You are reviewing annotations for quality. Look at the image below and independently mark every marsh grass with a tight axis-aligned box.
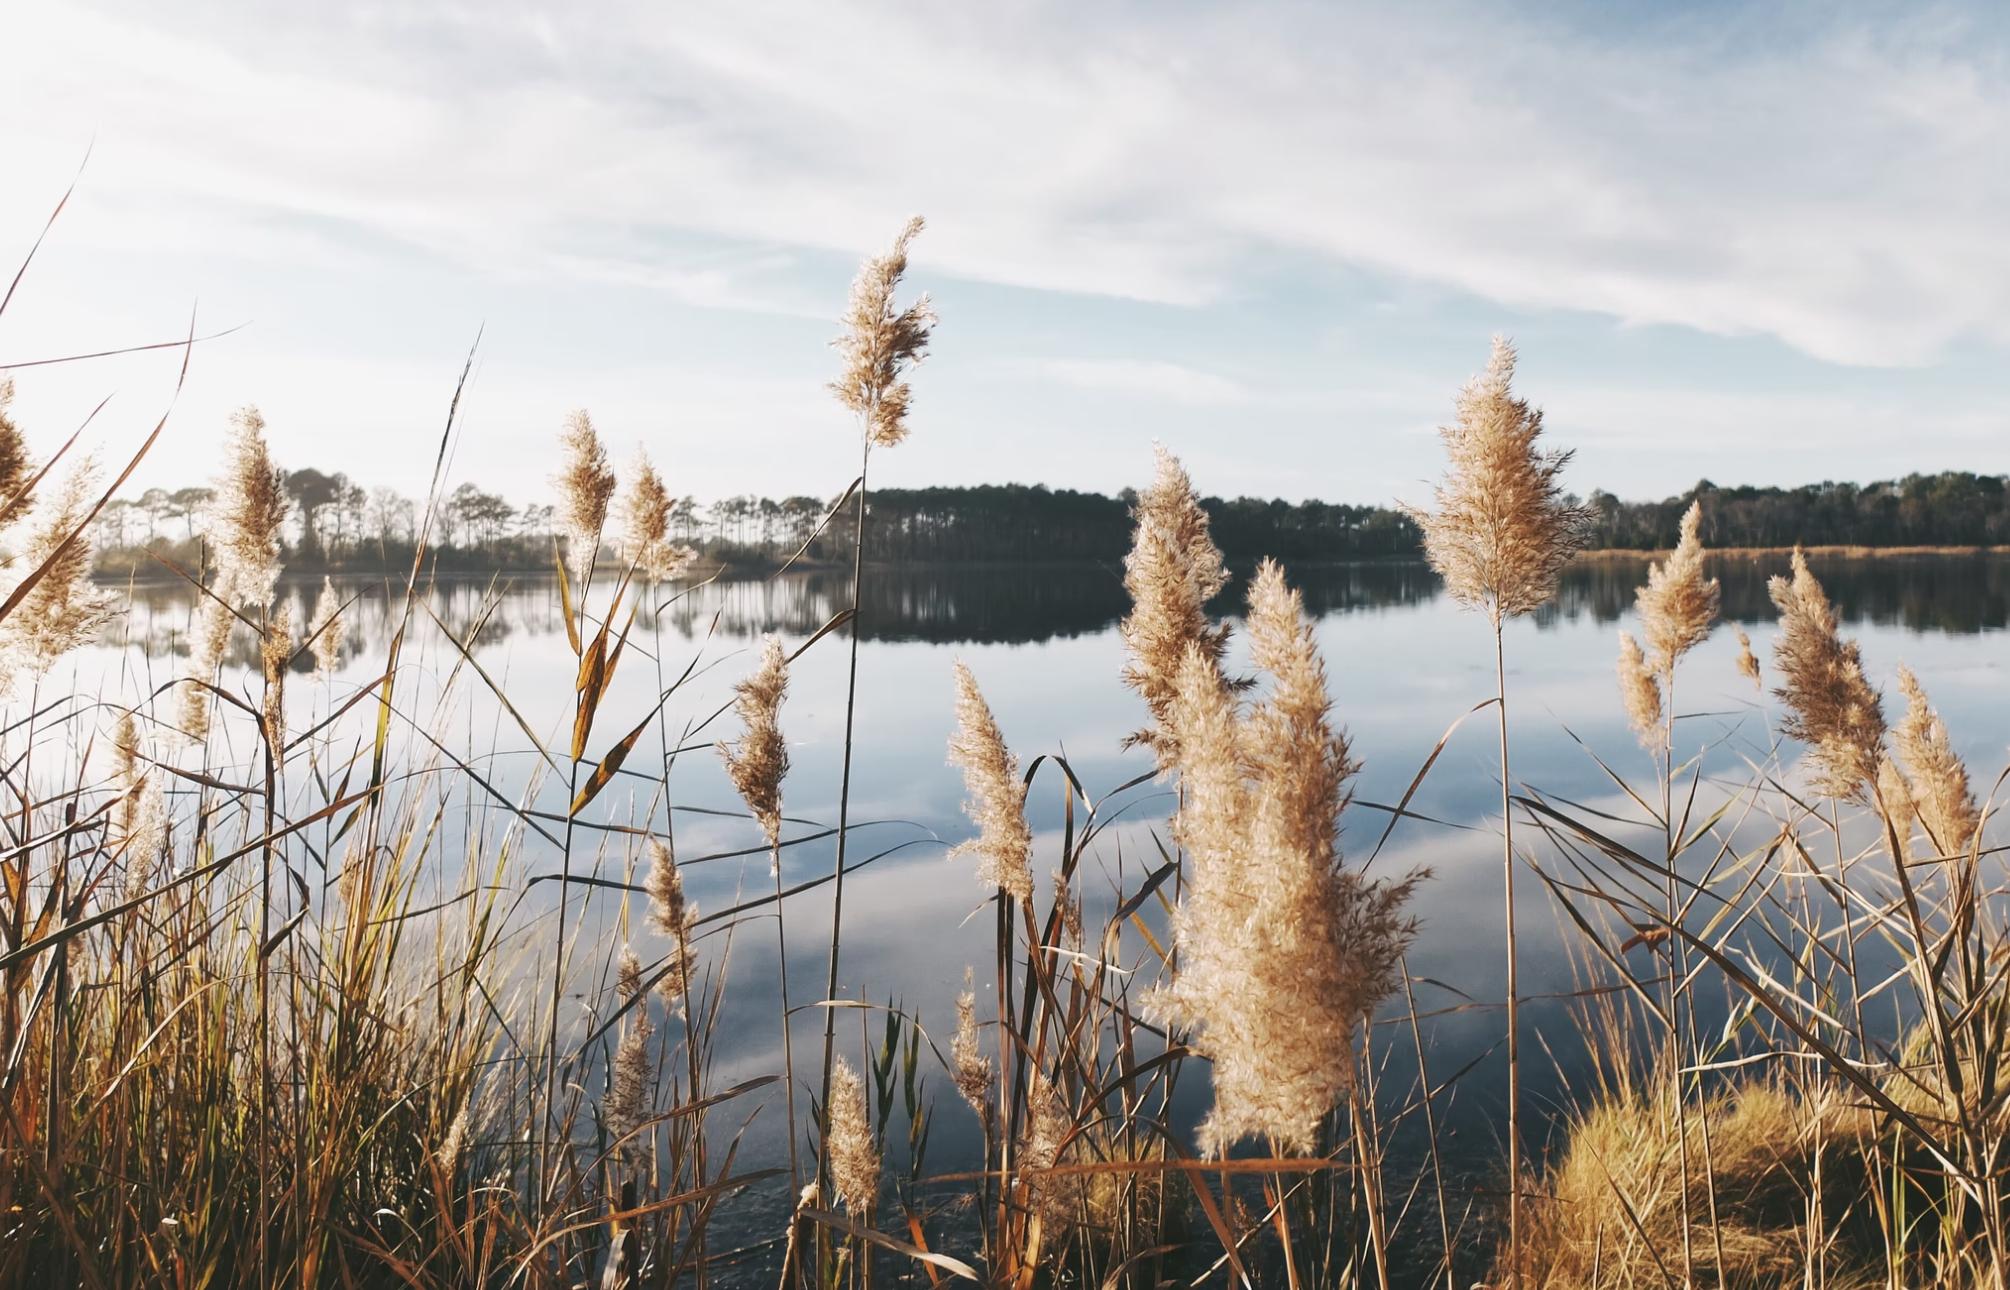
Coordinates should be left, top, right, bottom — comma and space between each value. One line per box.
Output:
0, 210, 2004, 1290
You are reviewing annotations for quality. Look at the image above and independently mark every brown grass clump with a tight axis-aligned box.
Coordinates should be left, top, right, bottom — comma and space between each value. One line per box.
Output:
1408, 336, 1593, 625
947, 660, 1034, 902
1615, 631, 1662, 746
556, 409, 616, 581
1767, 549, 1886, 799
1119, 444, 1230, 762
719, 635, 790, 851
825, 1058, 880, 1215
1891, 665, 1979, 855
1511, 1076, 1882, 1289
1147, 560, 1417, 1154
830, 216, 935, 449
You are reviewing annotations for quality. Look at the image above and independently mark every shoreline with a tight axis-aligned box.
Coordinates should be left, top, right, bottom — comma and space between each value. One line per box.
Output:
90, 544, 2010, 585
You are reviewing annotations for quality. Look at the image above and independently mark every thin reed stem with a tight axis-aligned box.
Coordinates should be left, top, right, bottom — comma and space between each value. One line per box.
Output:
1494, 620, 1522, 1287
818, 436, 871, 1198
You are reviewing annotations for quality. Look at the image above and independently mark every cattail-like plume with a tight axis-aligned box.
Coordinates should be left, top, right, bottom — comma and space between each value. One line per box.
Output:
1017, 1072, 1082, 1231
618, 449, 693, 582
605, 947, 654, 1154
111, 711, 166, 896
1636, 500, 1719, 673
212, 407, 286, 609
556, 410, 616, 582
180, 598, 235, 742
830, 217, 936, 449
1617, 631, 1663, 746
824, 1059, 880, 1215
5, 459, 113, 680
946, 661, 1033, 902
310, 577, 345, 678
1891, 665, 1978, 855
950, 967, 992, 1118
0, 377, 32, 520
260, 606, 292, 751
1119, 445, 1230, 762
1147, 561, 1417, 1154
718, 636, 790, 852
1767, 550, 1886, 799
646, 838, 696, 1007
1734, 628, 1762, 689
1407, 337, 1592, 624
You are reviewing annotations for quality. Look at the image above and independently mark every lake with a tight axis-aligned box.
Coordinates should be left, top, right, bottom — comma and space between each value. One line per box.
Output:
79, 551, 2010, 1277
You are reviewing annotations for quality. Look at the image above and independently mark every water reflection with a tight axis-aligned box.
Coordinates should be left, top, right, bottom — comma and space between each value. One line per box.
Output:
77, 553, 2010, 1285
111, 552, 2000, 656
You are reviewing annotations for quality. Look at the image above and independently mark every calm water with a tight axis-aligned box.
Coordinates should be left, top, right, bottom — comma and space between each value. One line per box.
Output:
79, 552, 2010, 1276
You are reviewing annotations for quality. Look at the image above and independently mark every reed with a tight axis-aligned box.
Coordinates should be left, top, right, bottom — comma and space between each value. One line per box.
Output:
1408, 335, 1592, 1283
4, 199, 2006, 1290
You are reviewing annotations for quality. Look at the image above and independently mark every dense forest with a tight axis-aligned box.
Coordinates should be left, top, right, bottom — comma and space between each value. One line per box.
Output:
89, 469, 2010, 577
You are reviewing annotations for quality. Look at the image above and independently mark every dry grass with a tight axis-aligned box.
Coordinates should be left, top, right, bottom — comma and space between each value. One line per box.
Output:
0, 209, 2004, 1290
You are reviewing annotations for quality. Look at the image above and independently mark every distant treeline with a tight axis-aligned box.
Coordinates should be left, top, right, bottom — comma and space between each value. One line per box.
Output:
90, 470, 2010, 576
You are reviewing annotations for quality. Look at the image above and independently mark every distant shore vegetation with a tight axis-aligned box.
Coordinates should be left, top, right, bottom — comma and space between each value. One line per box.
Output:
88, 468, 2010, 579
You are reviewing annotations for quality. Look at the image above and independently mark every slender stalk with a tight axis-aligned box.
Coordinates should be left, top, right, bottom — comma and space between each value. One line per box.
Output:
1661, 678, 1696, 1285
1494, 620, 1522, 1287
259, 644, 276, 1289
817, 436, 871, 1185
1402, 959, 1456, 1290
771, 835, 801, 1192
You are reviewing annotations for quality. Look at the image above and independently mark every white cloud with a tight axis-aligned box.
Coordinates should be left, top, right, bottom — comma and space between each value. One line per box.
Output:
5, 2, 2008, 368
1033, 358, 1251, 405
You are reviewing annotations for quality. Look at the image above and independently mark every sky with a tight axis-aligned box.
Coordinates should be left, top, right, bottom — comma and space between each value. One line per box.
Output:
2, 0, 2007, 509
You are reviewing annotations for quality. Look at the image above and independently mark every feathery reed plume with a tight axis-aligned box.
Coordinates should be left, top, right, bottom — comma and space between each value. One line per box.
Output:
179, 598, 233, 742
605, 948, 653, 1155
950, 967, 992, 1118
111, 710, 166, 896
618, 449, 692, 583
1119, 444, 1230, 762
212, 407, 286, 609
718, 636, 790, 852
1408, 337, 1593, 624
260, 606, 291, 751
1406, 337, 1584, 1273
111, 710, 142, 821
1735, 628, 1762, 689
830, 216, 935, 449
646, 838, 695, 1008
946, 661, 1033, 902
1148, 562, 1417, 1154
556, 410, 616, 581
1018, 1072, 1082, 1231
1617, 631, 1663, 746
5, 458, 113, 681
1637, 500, 1719, 673
1767, 550, 1886, 799
825, 1059, 879, 1215
0, 377, 31, 516
122, 778, 168, 901
310, 577, 344, 678
1892, 665, 1978, 855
